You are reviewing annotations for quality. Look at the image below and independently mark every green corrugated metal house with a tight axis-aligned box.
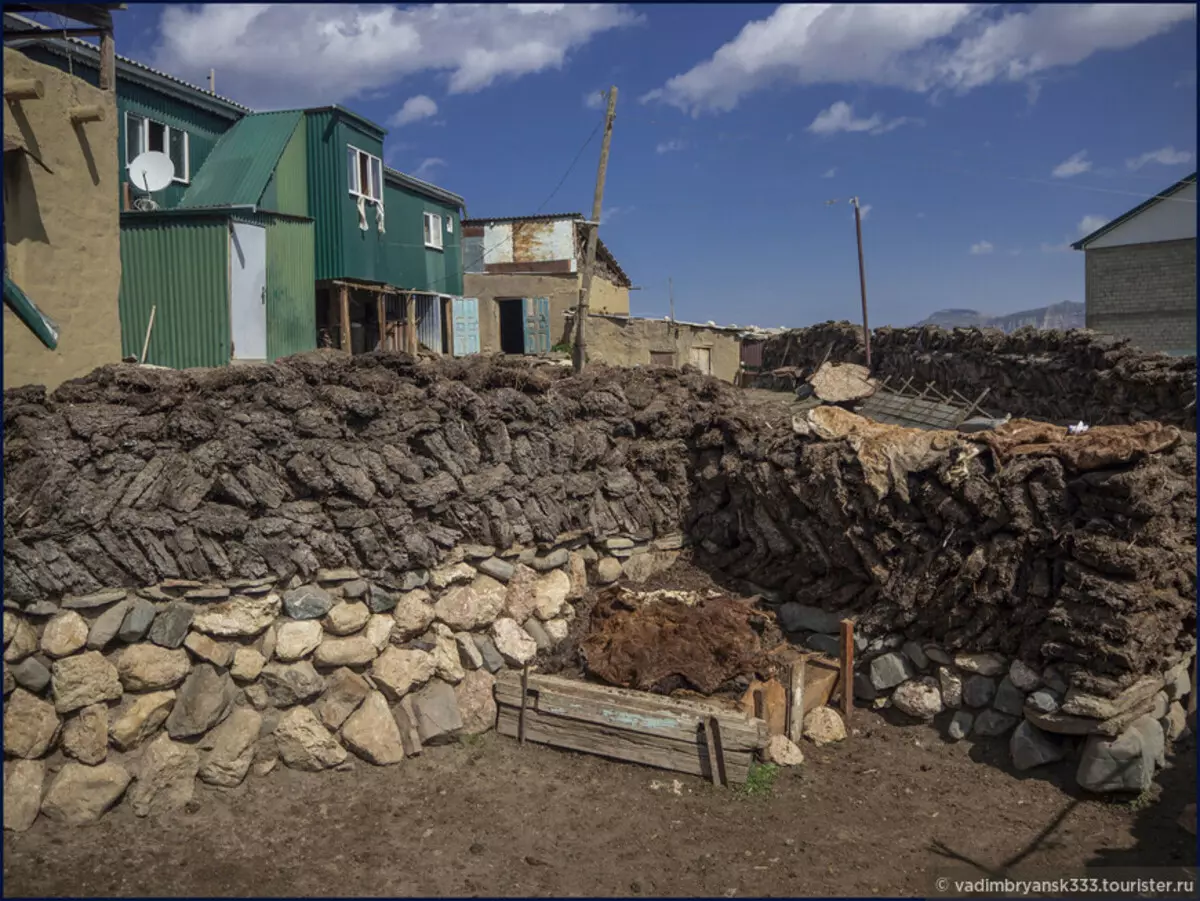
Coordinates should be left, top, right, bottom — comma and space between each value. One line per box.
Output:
119, 110, 317, 366
9, 15, 473, 363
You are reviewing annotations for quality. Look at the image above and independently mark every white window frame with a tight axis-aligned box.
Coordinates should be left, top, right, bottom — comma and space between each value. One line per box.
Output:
424, 211, 444, 251
124, 111, 190, 185
347, 144, 383, 204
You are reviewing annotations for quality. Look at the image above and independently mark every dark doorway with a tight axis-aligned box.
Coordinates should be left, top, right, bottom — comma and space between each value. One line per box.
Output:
498, 298, 525, 354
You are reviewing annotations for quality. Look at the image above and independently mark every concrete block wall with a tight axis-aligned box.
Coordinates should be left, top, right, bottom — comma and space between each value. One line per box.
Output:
1085, 238, 1197, 355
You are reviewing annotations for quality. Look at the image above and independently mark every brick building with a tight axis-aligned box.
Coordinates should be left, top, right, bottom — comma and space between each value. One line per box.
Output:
1073, 172, 1196, 355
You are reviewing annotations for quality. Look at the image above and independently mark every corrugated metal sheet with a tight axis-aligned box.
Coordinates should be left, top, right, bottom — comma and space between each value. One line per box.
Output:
265, 218, 317, 360
119, 216, 231, 368
741, 340, 764, 369
263, 118, 309, 217
307, 109, 343, 280
415, 294, 442, 353
179, 111, 304, 209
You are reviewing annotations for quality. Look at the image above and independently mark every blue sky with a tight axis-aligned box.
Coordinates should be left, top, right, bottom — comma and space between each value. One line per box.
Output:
108, 3, 1196, 327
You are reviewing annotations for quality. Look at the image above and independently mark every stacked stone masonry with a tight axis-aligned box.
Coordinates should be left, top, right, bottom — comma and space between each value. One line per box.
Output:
3, 353, 1196, 827
757, 321, 1197, 429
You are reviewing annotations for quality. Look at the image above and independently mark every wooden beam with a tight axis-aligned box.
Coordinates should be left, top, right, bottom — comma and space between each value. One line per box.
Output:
4, 79, 43, 101
99, 31, 115, 92
406, 293, 417, 354
839, 619, 855, 731
786, 659, 805, 745
338, 284, 351, 354
376, 295, 386, 351
69, 104, 105, 124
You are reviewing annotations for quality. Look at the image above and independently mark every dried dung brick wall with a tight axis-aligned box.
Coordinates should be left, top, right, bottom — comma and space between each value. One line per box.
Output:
759, 321, 1197, 430
3, 353, 1195, 826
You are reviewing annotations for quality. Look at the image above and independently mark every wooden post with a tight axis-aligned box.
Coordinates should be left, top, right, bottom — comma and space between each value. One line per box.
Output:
702, 717, 723, 787
99, 32, 115, 92
69, 105, 106, 124
786, 659, 806, 745
518, 664, 531, 745
406, 293, 417, 354
573, 86, 618, 375
839, 619, 855, 730
139, 306, 157, 364
339, 285, 351, 354
4, 79, 44, 101
376, 295, 386, 352
851, 198, 871, 370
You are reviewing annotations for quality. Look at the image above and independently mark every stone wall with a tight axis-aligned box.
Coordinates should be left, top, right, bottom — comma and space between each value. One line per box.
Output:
757, 321, 1197, 430
1084, 239, 1198, 356
3, 353, 1196, 827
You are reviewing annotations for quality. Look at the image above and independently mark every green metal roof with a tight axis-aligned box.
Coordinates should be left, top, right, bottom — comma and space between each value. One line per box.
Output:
177, 110, 304, 210
384, 166, 465, 210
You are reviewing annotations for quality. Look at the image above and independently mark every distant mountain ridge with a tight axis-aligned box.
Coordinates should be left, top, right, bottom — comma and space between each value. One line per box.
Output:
917, 301, 1085, 333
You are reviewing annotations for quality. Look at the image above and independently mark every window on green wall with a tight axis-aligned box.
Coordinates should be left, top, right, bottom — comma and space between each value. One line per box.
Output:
125, 113, 189, 183
423, 212, 443, 250
348, 145, 383, 202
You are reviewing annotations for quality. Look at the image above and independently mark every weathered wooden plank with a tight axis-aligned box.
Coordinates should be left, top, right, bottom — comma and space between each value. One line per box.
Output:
495, 672, 768, 749
497, 708, 754, 784
495, 681, 765, 751
786, 660, 805, 745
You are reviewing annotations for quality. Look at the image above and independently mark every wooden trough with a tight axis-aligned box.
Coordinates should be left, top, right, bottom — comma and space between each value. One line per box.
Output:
495, 671, 770, 786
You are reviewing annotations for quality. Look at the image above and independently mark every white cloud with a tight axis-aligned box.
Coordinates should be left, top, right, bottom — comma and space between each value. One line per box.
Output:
807, 101, 915, 136
1052, 150, 1092, 179
414, 157, 447, 180
1040, 241, 1071, 253
1078, 214, 1108, 235
857, 204, 872, 220
1126, 146, 1194, 170
823, 167, 837, 178
584, 90, 606, 109
970, 240, 993, 255
655, 139, 685, 154
153, 4, 640, 108
389, 95, 438, 127
600, 205, 631, 224
643, 4, 1194, 115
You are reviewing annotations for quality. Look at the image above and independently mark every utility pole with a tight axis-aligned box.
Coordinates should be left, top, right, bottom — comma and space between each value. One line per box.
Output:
826, 197, 872, 369
573, 86, 618, 374
669, 276, 677, 362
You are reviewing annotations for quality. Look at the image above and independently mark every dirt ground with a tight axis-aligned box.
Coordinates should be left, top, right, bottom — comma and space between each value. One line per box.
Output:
5, 709, 1194, 898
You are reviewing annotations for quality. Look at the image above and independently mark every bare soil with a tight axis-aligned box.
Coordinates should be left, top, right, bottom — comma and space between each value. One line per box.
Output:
5, 714, 1193, 898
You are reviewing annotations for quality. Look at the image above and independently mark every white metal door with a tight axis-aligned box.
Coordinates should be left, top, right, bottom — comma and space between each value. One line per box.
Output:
229, 222, 267, 360
689, 345, 712, 375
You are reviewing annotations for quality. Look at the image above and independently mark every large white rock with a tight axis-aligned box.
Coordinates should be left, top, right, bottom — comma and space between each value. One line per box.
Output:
40, 611, 89, 658
340, 691, 406, 765
4, 688, 61, 758
199, 707, 262, 788
313, 635, 378, 668
802, 707, 847, 746
274, 706, 347, 771
52, 651, 123, 714
4, 759, 44, 832
41, 761, 131, 825
490, 618, 537, 666
275, 620, 324, 662
454, 669, 497, 735
61, 703, 108, 765
364, 614, 394, 651
892, 678, 944, 720
116, 644, 191, 691
953, 653, 1007, 677
391, 589, 436, 640
533, 570, 571, 621
371, 647, 436, 701
323, 602, 371, 637
431, 623, 465, 684
109, 691, 176, 751
191, 593, 281, 638
434, 576, 506, 631
129, 733, 200, 818
765, 734, 805, 766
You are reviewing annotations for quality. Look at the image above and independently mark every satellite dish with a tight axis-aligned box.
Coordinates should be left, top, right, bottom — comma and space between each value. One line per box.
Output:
128, 151, 174, 194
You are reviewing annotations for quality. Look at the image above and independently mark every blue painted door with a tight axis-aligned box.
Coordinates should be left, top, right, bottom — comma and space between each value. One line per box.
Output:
452, 297, 480, 356
523, 296, 551, 354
